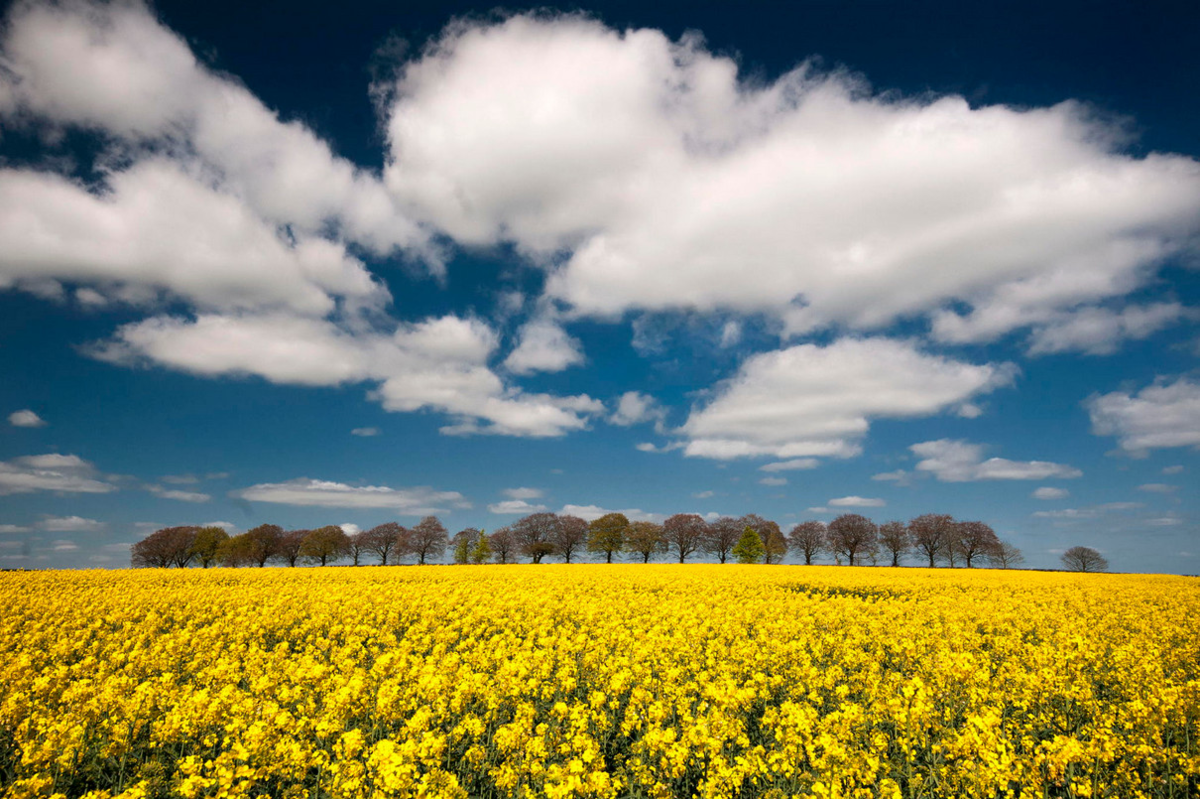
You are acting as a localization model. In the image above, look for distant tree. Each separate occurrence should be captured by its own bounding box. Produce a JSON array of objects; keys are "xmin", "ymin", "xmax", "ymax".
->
[
  {"xmin": 625, "ymin": 521, "xmax": 667, "ymax": 563},
  {"xmin": 346, "ymin": 530, "xmax": 368, "ymax": 566},
  {"xmin": 241, "ymin": 524, "xmax": 283, "ymax": 568},
  {"xmin": 1061, "ymin": 546, "xmax": 1108, "ymax": 572},
  {"xmin": 732, "ymin": 526, "xmax": 765, "ymax": 564},
  {"xmin": 512, "ymin": 512, "xmax": 560, "ymax": 563},
  {"xmin": 490, "ymin": 525, "xmax": 518, "ymax": 564},
  {"xmin": 409, "ymin": 516, "xmax": 448, "ymax": 565},
  {"xmin": 989, "ymin": 540, "xmax": 1025, "ymax": 569},
  {"xmin": 704, "ymin": 516, "xmax": 742, "ymax": 564},
  {"xmin": 553, "ymin": 515, "xmax": 589, "ymax": 563},
  {"xmin": 788, "ymin": 521, "xmax": 826, "ymax": 565},
  {"xmin": 471, "ymin": 531, "xmax": 493, "ymax": 564},
  {"xmin": 217, "ymin": 533, "xmax": 253, "ymax": 567},
  {"xmin": 663, "ymin": 513, "xmax": 707, "ymax": 563},
  {"xmin": 452, "ymin": 528, "xmax": 482, "ymax": 564},
  {"xmin": 363, "ymin": 522, "xmax": 405, "ymax": 565},
  {"xmin": 877, "ymin": 521, "xmax": 910, "ymax": 567},
  {"xmin": 587, "ymin": 513, "xmax": 629, "ymax": 563},
  {"xmin": 274, "ymin": 529, "xmax": 308, "ymax": 567},
  {"xmin": 189, "ymin": 526, "xmax": 229, "ymax": 568},
  {"xmin": 131, "ymin": 526, "xmax": 198, "ymax": 568},
  {"xmin": 909, "ymin": 514, "xmax": 956, "ymax": 568},
  {"xmin": 739, "ymin": 514, "xmax": 786, "ymax": 564},
  {"xmin": 301, "ymin": 525, "xmax": 351, "ymax": 566},
  {"xmin": 956, "ymin": 521, "xmax": 1001, "ymax": 568},
  {"xmin": 827, "ymin": 514, "xmax": 879, "ymax": 567}
]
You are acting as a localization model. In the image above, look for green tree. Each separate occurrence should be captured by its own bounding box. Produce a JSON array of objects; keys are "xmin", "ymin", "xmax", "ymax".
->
[
  {"xmin": 625, "ymin": 521, "xmax": 666, "ymax": 563},
  {"xmin": 471, "ymin": 531, "xmax": 492, "ymax": 564},
  {"xmin": 732, "ymin": 526, "xmax": 765, "ymax": 564},
  {"xmin": 188, "ymin": 525, "xmax": 229, "ymax": 568},
  {"xmin": 300, "ymin": 525, "xmax": 351, "ymax": 566},
  {"xmin": 452, "ymin": 528, "xmax": 482, "ymax": 564},
  {"xmin": 587, "ymin": 513, "xmax": 629, "ymax": 563}
]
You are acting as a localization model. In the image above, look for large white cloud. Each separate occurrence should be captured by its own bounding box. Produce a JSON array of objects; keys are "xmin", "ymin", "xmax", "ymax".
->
[
  {"xmin": 383, "ymin": 14, "xmax": 1200, "ymax": 337},
  {"xmin": 91, "ymin": 312, "xmax": 604, "ymax": 437},
  {"xmin": 0, "ymin": 453, "xmax": 117, "ymax": 495},
  {"xmin": 1087, "ymin": 378, "xmax": 1200, "ymax": 454},
  {"xmin": 911, "ymin": 439, "xmax": 1083, "ymax": 482},
  {"xmin": 679, "ymin": 338, "xmax": 1013, "ymax": 459},
  {"xmin": 234, "ymin": 478, "xmax": 467, "ymax": 513}
]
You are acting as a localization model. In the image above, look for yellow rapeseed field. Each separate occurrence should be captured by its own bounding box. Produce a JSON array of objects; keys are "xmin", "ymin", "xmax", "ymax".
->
[{"xmin": 1, "ymin": 565, "xmax": 1197, "ymax": 799}]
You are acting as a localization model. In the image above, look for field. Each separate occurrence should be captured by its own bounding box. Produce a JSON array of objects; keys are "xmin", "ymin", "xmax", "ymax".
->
[{"xmin": 1, "ymin": 566, "xmax": 1197, "ymax": 799}]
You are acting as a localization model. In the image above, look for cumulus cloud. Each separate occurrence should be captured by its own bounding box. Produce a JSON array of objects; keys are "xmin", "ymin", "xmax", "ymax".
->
[
  {"xmin": 90, "ymin": 313, "xmax": 603, "ymax": 437},
  {"xmin": 693, "ymin": 490, "xmax": 714, "ymax": 499},
  {"xmin": 609, "ymin": 391, "xmax": 666, "ymax": 428},
  {"xmin": 760, "ymin": 459, "xmax": 819, "ymax": 472},
  {"xmin": 233, "ymin": 478, "xmax": 468, "ymax": 513},
  {"xmin": 680, "ymin": 338, "xmax": 1013, "ymax": 460},
  {"xmin": 759, "ymin": 476, "xmax": 787, "ymax": 486},
  {"xmin": 1137, "ymin": 483, "xmax": 1178, "ymax": 494},
  {"xmin": 488, "ymin": 499, "xmax": 550, "ymax": 514},
  {"xmin": 502, "ymin": 487, "xmax": 544, "ymax": 500},
  {"xmin": 146, "ymin": 485, "xmax": 211, "ymax": 503},
  {"xmin": 381, "ymin": 14, "xmax": 1200, "ymax": 338},
  {"xmin": 0, "ymin": 453, "xmax": 117, "ymax": 495},
  {"xmin": 828, "ymin": 496, "xmax": 886, "ymax": 507},
  {"xmin": 1087, "ymin": 378, "xmax": 1200, "ymax": 454},
  {"xmin": 8, "ymin": 409, "xmax": 46, "ymax": 427},
  {"xmin": 1026, "ymin": 303, "xmax": 1193, "ymax": 355},
  {"xmin": 503, "ymin": 317, "xmax": 585, "ymax": 374},
  {"xmin": 871, "ymin": 469, "xmax": 914, "ymax": 485},
  {"xmin": 38, "ymin": 515, "xmax": 105, "ymax": 532},
  {"xmin": 559, "ymin": 504, "xmax": 666, "ymax": 523},
  {"xmin": 1032, "ymin": 487, "xmax": 1070, "ymax": 500},
  {"xmin": 912, "ymin": 439, "xmax": 1083, "ymax": 482}
]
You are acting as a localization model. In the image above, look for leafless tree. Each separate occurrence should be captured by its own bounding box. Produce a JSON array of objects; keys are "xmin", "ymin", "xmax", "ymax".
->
[
  {"xmin": 346, "ymin": 530, "xmax": 368, "ymax": 566},
  {"xmin": 1061, "ymin": 546, "xmax": 1108, "ymax": 572},
  {"xmin": 740, "ymin": 515, "xmax": 787, "ymax": 564},
  {"xmin": 409, "ymin": 516, "xmax": 448, "ymax": 565},
  {"xmin": 877, "ymin": 521, "xmax": 910, "ymax": 567},
  {"xmin": 625, "ymin": 521, "xmax": 667, "ymax": 563},
  {"xmin": 664, "ymin": 513, "xmax": 707, "ymax": 563},
  {"xmin": 988, "ymin": 540, "xmax": 1025, "ymax": 569},
  {"xmin": 302, "ymin": 525, "xmax": 351, "ymax": 566},
  {"xmin": 827, "ymin": 514, "xmax": 878, "ymax": 567},
  {"xmin": 553, "ymin": 515, "xmax": 589, "ymax": 563},
  {"xmin": 512, "ymin": 512, "xmax": 560, "ymax": 563},
  {"xmin": 704, "ymin": 516, "xmax": 742, "ymax": 564},
  {"xmin": 274, "ymin": 529, "xmax": 308, "ymax": 567},
  {"xmin": 788, "ymin": 521, "xmax": 826, "ymax": 565},
  {"xmin": 189, "ymin": 526, "xmax": 229, "ymax": 568},
  {"xmin": 490, "ymin": 525, "xmax": 518, "ymax": 564},
  {"xmin": 956, "ymin": 521, "xmax": 1001, "ymax": 567},
  {"xmin": 363, "ymin": 522, "xmax": 405, "ymax": 565},
  {"xmin": 131, "ymin": 526, "xmax": 199, "ymax": 568},
  {"xmin": 587, "ymin": 512, "xmax": 629, "ymax": 563},
  {"xmin": 909, "ymin": 514, "xmax": 956, "ymax": 567}
]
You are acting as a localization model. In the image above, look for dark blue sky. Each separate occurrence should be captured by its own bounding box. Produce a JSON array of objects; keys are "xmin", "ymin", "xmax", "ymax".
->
[{"xmin": 1, "ymin": 0, "xmax": 1197, "ymax": 570}]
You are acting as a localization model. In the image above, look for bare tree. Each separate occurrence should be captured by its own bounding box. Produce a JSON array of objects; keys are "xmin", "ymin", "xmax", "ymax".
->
[
  {"xmin": 740, "ymin": 515, "xmax": 787, "ymax": 564},
  {"xmin": 554, "ymin": 515, "xmax": 589, "ymax": 563},
  {"xmin": 512, "ymin": 512, "xmax": 560, "ymax": 563},
  {"xmin": 788, "ymin": 521, "xmax": 826, "ymax": 565},
  {"xmin": 664, "ymin": 513, "xmax": 707, "ymax": 563},
  {"xmin": 703, "ymin": 516, "xmax": 742, "ymax": 564},
  {"xmin": 956, "ymin": 521, "xmax": 1001, "ymax": 568},
  {"xmin": 346, "ymin": 530, "xmax": 368, "ymax": 566},
  {"xmin": 877, "ymin": 521, "xmax": 910, "ymax": 567},
  {"xmin": 239, "ymin": 524, "xmax": 283, "ymax": 567},
  {"xmin": 189, "ymin": 526, "xmax": 229, "ymax": 568},
  {"xmin": 587, "ymin": 512, "xmax": 629, "ymax": 563},
  {"xmin": 625, "ymin": 521, "xmax": 667, "ymax": 563},
  {"xmin": 1061, "ymin": 546, "xmax": 1108, "ymax": 572},
  {"xmin": 301, "ymin": 525, "xmax": 351, "ymax": 566},
  {"xmin": 909, "ymin": 514, "xmax": 956, "ymax": 568},
  {"xmin": 827, "ymin": 514, "xmax": 878, "ymax": 567},
  {"xmin": 274, "ymin": 529, "xmax": 308, "ymax": 567},
  {"xmin": 989, "ymin": 540, "xmax": 1025, "ymax": 569},
  {"xmin": 490, "ymin": 525, "xmax": 518, "ymax": 564},
  {"xmin": 131, "ymin": 526, "xmax": 199, "ymax": 568},
  {"xmin": 363, "ymin": 522, "xmax": 405, "ymax": 565},
  {"xmin": 409, "ymin": 516, "xmax": 448, "ymax": 565}
]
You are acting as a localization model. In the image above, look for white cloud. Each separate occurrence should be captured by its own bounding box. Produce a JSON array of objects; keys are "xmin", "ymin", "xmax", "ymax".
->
[
  {"xmin": 680, "ymin": 338, "xmax": 1013, "ymax": 460},
  {"xmin": 340, "ymin": 523, "xmax": 361, "ymax": 535},
  {"xmin": 1137, "ymin": 483, "xmax": 1178, "ymax": 494},
  {"xmin": 1032, "ymin": 487, "xmax": 1070, "ymax": 500},
  {"xmin": 202, "ymin": 521, "xmax": 237, "ymax": 532},
  {"xmin": 0, "ymin": 453, "xmax": 117, "ymax": 495},
  {"xmin": 1147, "ymin": 516, "xmax": 1184, "ymax": 526},
  {"xmin": 39, "ymin": 515, "xmax": 105, "ymax": 532},
  {"xmin": 871, "ymin": 469, "xmax": 913, "ymax": 485},
  {"xmin": 146, "ymin": 485, "xmax": 211, "ymax": 503},
  {"xmin": 559, "ymin": 504, "xmax": 665, "ymax": 523},
  {"xmin": 1087, "ymin": 378, "xmax": 1200, "ymax": 454},
  {"xmin": 0, "ymin": 524, "xmax": 32, "ymax": 533},
  {"xmin": 760, "ymin": 458, "xmax": 819, "ymax": 472},
  {"xmin": 912, "ymin": 439, "xmax": 1083, "ymax": 482},
  {"xmin": 1026, "ymin": 303, "xmax": 1192, "ymax": 355},
  {"xmin": 8, "ymin": 409, "xmax": 46, "ymax": 427},
  {"xmin": 503, "ymin": 317, "xmax": 585, "ymax": 374},
  {"xmin": 806, "ymin": 506, "xmax": 831, "ymax": 514},
  {"xmin": 52, "ymin": 540, "xmax": 78, "ymax": 551},
  {"xmin": 503, "ymin": 487, "xmax": 544, "ymax": 500},
  {"xmin": 381, "ymin": 14, "xmax": 1200, "ymax": 337},
  {"xmin": 759, "ymin": 476, "xmax": 787, "ymax": 486},
  {"xmin": 609, "ymin": 391, "xmax": 665, "ymax": 428},
  {"xmin": 693, "ymin": 490, "xmax": 714, "ymax": 499},
  {"xmin": 161, "ymin": 474, "xmax": 200, "ymax": 485},
  {"xmin": 828, "ymin": 496, "xmax": 886, "ymax": 508},
  {"xmin": 233, "ymin": 478, "xmax": 468, "ymax": 513},
  {"xmin": 487, "ymin": 499, "xmax": 550, "ymax": 514},
  {"xmin": 91, "ymin": 312, "xmax": 603, "ymax": 438},
  {"xmin": 1163, "ymin": 465, "xmax": 1185, "ymax": 475},
  {"xmin": 351, "ymin": 427, "xmax": 381, "ymax": 437}
]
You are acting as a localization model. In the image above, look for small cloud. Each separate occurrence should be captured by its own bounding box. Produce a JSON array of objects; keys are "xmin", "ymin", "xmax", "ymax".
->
[
  {"xmin": 38, "ymin": 515, "xmax": 106, "ymax": 532},
  {"xmin": 693, "ymin": 490, "xmax": 715, "ymax": 499},
  {"xmin": 147, "ymin": 485, "xmax": 211, "ymax": 503},
  {"xmin": 609, "ymin": 391, "xmax": 666, "ymax": 429},
  {"xmin": 828, "ymin": 496, "xmax": 886, "ymax": 508},
  {"xmin": 503, "ymin": 487, "xmax": 543, "ymax": 500},
  {"xmin": 956, "ymin": 403, "xmax": 983, "ymax": 419},
  {"xmin": 760, "ymin": 459, "xmax": 819, "ymax": 472},
  {"xmin": 912, "ymin": 439, "xmax": 1082, "ymax": 482},
  {"xmin": 806, "ymin": 507, "xmax": 831, "ymax": 514},
  {"xmin": 0, "ymin": 524, "xmax": 32, "ymax": 533},
  {"xmin": 719, "ymin": 321, "xmax": 742, "ymax": 348},
  {"xmin": 1137, "ymin": 483, "xmax": 1178, "ymax": 494},
  {"xmin": 340, "ymin": 523, "xmax": 361, "ymax": 535},
  {"xmin": 233, "ymin": 478, "xmax": 468, "ymax": 513},
  {"xmin": 1032, "ymin": 487, "xmax": 1069, "ymax": 500},
  {"xmin": 759, "ymin": 476, "xmax": 787, "ymax": 486},
  {"xmin": 52, "ymin": 540, "xmax": 79, "ymax": 551},
  {"xmin": 351, "ymin": 427, "xmax": 381, "ymax": 437},
  {"xmin": 1147, "ymin": 516, "xmax": 1184, "ymax": 526},
  {"xmin": 202, "ymin": 521, "xmax": 237, "ymax": 531},
  {"xmin": 8, "ymin": 409, "xmax": 47, "ymax": 428},
  {"xmin": 488, "ymin": 499, "xmax": 549, "ymax": 514},
  {"xmin": 1162, "ymin": 465, "xmax": 1184, "ymax": 475},
  {"xmin": 161, "ymin": 474, "xmax": 200, "ymax": 485},
  {"xmin": 871, "ymin": 469, "xmax": 913, "ymax": 486},
  {"xmin": 635, "ymin": 441, "xmax": 684, "ymax": 453},
  {"xmin": 559, "ymin": 504, "xmax": 665, "ymax": 523}
]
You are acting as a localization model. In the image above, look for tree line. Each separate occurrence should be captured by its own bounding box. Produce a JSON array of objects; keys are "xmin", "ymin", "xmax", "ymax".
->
[{"xmin": 130, "ymin": 511, "xmax": 1108, "ymax": 571}]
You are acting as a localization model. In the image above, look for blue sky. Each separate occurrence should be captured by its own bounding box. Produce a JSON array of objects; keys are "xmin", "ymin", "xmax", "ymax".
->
[{"xmin": 1, "ymin": 0, "xmax": 1197, "ymax": 571}]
